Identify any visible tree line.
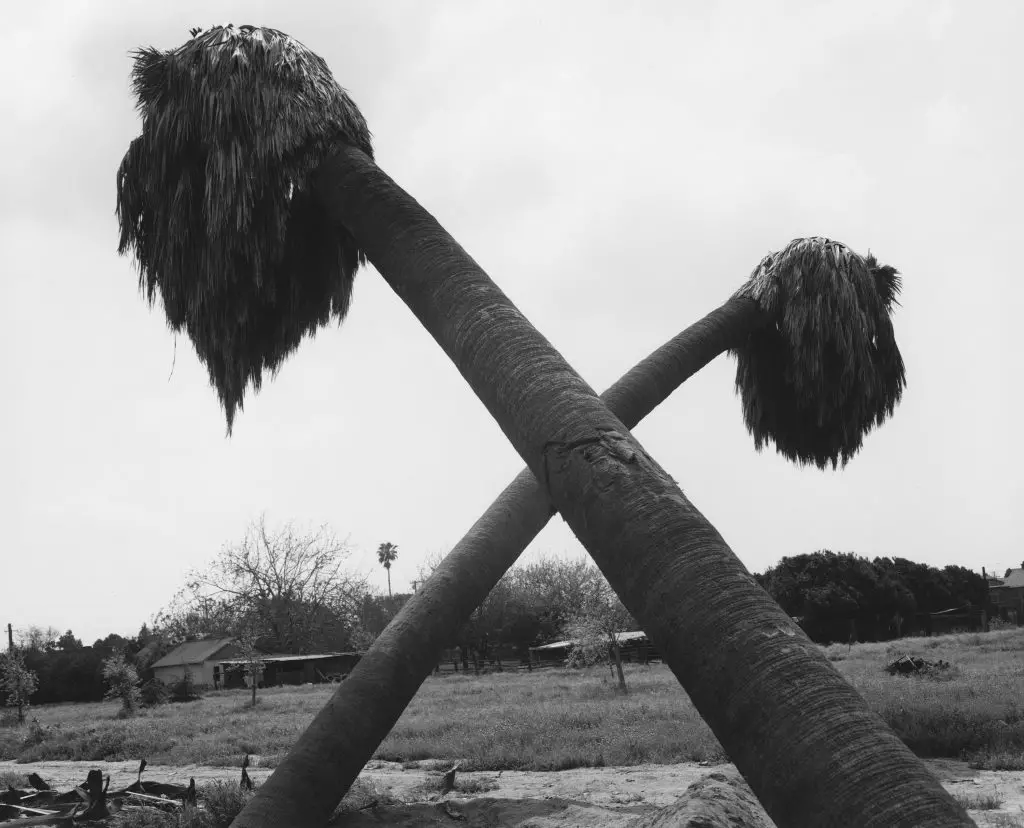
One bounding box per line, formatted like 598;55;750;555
2;523;991;711
755;550;988;643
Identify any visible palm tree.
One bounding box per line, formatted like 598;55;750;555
225;239;916;822
115;26;969;828
376;542;398;598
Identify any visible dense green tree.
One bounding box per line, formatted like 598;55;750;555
56;630;83;652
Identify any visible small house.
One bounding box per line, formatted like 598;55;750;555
151;638;243;688
217;652;363;688
990;564;1024;624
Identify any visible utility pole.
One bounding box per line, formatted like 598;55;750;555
6;622;12;651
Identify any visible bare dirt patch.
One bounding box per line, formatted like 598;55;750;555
1;758;1021;826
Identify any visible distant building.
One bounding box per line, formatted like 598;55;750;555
151;637;243;688
989;564;1024;624
217;652;362;688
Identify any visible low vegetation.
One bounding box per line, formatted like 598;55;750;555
1;629;1022;774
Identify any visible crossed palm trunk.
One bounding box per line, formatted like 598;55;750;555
240;291;761;821
232;146;969;828
115;26;972;828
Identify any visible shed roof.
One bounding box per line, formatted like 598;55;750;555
217;652;360;666
530;630;648;652
151;638;237;669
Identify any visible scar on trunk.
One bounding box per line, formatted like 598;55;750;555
542;429;671;497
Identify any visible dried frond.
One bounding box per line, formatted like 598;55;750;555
731;237;906;469
116;24;373;432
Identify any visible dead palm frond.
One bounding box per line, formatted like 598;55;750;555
732;237;906;469
116;24;373;432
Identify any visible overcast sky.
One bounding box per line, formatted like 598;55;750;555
2;1;1021;646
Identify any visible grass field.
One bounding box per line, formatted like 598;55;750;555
2;628;1023;772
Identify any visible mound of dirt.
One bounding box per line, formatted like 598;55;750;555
626;771;776;828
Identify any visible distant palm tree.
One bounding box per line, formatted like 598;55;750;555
115;24;969;828
376;543;398;599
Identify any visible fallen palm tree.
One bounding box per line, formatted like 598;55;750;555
116;23;971;828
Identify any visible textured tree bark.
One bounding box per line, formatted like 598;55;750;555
231;144;972;828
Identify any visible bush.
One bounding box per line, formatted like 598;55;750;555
141;679;171;707
0;650;39;722
202;780;254;826
170;672;202;703
103;651;142;715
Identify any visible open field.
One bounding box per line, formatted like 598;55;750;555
2;628;1023;773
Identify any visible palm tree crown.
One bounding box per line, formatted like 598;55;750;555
376;542;398;570
732;236;906;469
116;24;374;432
377;542;398;598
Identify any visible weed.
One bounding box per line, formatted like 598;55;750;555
987;815;1024;828
332;778;400;815
0;769;26;788
968;750;1024;771
954;790;1003;810
454;776;499;794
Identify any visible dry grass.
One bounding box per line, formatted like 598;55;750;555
988;815;1024;828
954;790;1004;810
823;628;1024;762
0;768;27;787
1;628;1022;772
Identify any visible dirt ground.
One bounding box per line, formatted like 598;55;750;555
2;757;1021;827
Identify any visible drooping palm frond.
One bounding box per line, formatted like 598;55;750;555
731;237;906;469
116;24;374;432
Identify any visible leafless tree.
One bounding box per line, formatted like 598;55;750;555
185;515;368;654
234;617;269;707
17;626;61;652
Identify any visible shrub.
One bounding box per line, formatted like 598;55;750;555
141;679;171;707
0;650;39;723
170;671;202;703
201;780;255;826
103;651;142;715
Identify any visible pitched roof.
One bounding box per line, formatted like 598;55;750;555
993;568;1024;589
151;637;237;669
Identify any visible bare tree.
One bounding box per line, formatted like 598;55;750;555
235;617;269;707
17;626;61;653
186;515;367;654
155;590;239;643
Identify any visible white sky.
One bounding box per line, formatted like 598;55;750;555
2;1;1021;646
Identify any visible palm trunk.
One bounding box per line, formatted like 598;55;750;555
231;144;970;827
234;290;753;826
386;567;392;599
